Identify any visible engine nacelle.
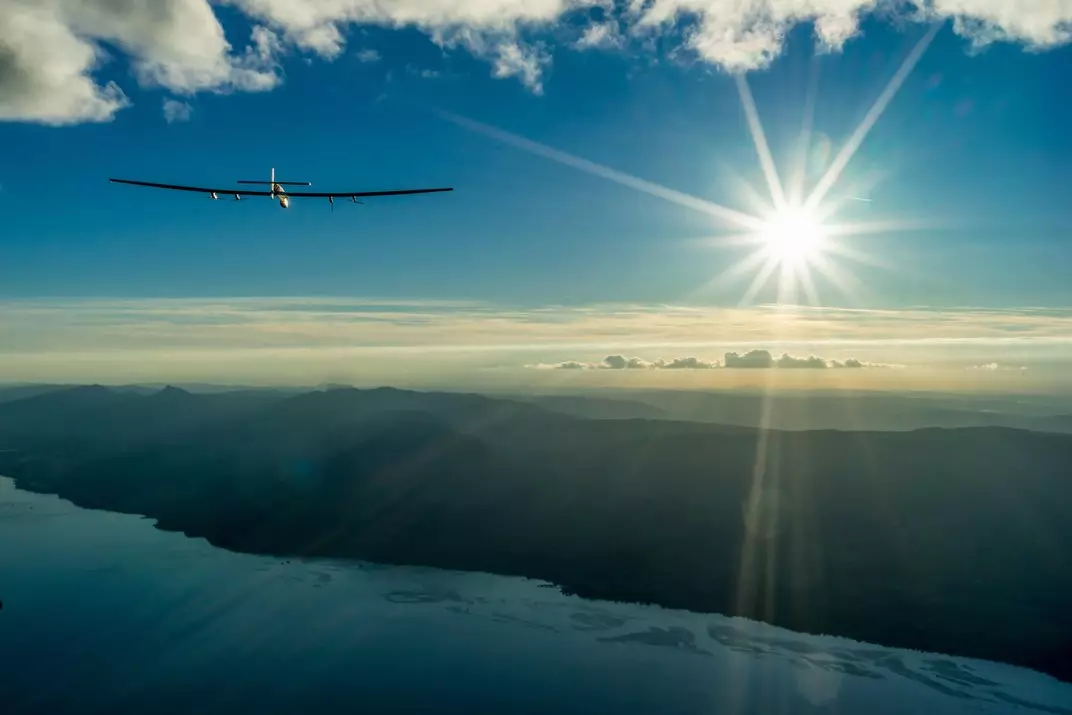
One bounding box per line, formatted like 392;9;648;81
210;192;219;200
279;196;290;209
234;193;241;201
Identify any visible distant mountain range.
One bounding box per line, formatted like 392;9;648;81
518;389;1072;433
6;383;1070;433
1;385;1069;683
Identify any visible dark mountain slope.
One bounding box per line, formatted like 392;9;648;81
0;386;1069;682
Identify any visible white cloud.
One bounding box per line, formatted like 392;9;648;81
5;299;1072;356
3;0;1072;125
63;1;272;92
490;41;550;93
576;21;624;49
229;0;591;95
722;350;886;369
775;353;830;369
227;0;598;56
0;0;280;124
629;1;1072;70
658;356;720;369
969;362;1028;372
543;354;722;370
0;4;129;125
162;98;193;123
628;0;866;70
929;0;1072;49
356;48;381;63
537;351;877;370
603;354;653;369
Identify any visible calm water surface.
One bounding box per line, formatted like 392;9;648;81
2;477;1069;715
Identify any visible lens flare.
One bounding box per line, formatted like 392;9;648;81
760;207;826;265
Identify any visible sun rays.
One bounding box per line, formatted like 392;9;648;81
439;23;943;309
439;21;945;628
723;22;944;633
701;23;943;307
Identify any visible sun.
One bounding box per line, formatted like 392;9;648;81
760;206;826;265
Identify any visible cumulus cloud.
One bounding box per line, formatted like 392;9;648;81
934;0;1072;49
659;356;720;369
229;0;585;96
0;0;281;124
537;354;716;370
775;353;829;369
536;351;878;370
162;98;193;123
724;350;883;369
629;0;1072;70
724;349;776;369
4;0;1072;125
356;48;381;63
229;0;593;56
0;4;130;125
553;360;589;370
490;40;550;93
603;354;653;369
234;0;1072;80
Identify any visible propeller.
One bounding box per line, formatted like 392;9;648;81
328;195;365;212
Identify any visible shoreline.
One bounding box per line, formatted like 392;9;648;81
8;473;1071;687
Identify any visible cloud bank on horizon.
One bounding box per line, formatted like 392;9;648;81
534;351;881;370
0;298;1068;383
2;0;1070;125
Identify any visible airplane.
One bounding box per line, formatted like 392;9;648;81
109;168;452;210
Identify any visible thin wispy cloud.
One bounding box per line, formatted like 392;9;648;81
2;298;1068;385
4;298;1072;354
356;48;382;63
575;21;624;50
969;362;1029;372
162;98;193;123
3;1;1070;124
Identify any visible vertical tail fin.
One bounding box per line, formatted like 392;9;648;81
270;167;275;195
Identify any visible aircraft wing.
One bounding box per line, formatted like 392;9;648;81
284;188;454;198
110;179;453;199
109;179;272;196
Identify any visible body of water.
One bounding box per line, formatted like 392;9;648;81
1;477;1069;714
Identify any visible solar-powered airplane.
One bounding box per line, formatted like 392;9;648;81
109;168;452;210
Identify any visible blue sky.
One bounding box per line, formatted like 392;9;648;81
1;1;1070;387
